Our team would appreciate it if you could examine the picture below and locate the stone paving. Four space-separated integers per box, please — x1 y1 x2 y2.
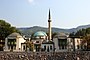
0 51 90 60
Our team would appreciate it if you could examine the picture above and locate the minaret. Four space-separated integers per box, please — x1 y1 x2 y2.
48 9 52 40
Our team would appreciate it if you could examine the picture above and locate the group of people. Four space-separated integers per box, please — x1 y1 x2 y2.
0 51 90 60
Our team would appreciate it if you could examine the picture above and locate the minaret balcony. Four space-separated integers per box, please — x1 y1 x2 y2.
48 20 51 22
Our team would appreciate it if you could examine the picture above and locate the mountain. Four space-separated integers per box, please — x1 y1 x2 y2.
76 24 90 30
17 24 90 35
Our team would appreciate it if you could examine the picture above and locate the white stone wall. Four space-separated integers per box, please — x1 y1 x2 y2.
53 38 68 52
74 38 81 50
4 37 25 51
53 38 59 52
18 37 25 50
21 44 26 51
67 38 82 51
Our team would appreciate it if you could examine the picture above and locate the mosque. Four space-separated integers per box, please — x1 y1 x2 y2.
4 9 54 52
4 9 85 52
31 9 54 52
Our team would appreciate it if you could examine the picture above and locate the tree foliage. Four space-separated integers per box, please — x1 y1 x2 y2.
25 41 34 51
69 28 90 37
69 28 90 50
0 20 20 40
82 34 90 49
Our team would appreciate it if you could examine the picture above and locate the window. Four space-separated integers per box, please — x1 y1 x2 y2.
47 46 49 52
36 41 39 43
23 46 25 50
50 46 52 50
44 45 46 50
77 45 79 49
58 39 67 49
77 40 79 44
62 46 64 49
8 39 16 45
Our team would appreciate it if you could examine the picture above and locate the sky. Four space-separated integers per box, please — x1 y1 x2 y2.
0 0 90 29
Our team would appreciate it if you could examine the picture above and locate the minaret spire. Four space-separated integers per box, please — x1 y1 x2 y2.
48 9 52 40
49 9 51 20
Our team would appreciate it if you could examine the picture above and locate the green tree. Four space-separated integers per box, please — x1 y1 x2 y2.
74 28 90 37
0 20 20 51
82 34 90 50
0 20 20 40
25 41 34 51
69 32 75 37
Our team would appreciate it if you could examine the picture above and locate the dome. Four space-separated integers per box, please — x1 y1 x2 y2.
54 32 68 38
8 32 22 38
33 31 47 37
57 32 66 36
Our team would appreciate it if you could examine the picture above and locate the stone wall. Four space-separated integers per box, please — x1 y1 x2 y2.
0 51 90 60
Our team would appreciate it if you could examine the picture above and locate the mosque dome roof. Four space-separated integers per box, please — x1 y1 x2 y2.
7 32 22 38
57 32 66 36
33 31 47 37
54 32 68 38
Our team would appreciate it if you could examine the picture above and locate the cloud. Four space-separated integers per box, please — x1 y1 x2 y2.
28 0 34 3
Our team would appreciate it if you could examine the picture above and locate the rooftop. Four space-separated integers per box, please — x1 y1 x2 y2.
33 31 47 37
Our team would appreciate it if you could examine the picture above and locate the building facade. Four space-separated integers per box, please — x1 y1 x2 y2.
53 32 69 52
41 40 54 52
3 9 85 52
4 32 25 51
32 31 47 52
